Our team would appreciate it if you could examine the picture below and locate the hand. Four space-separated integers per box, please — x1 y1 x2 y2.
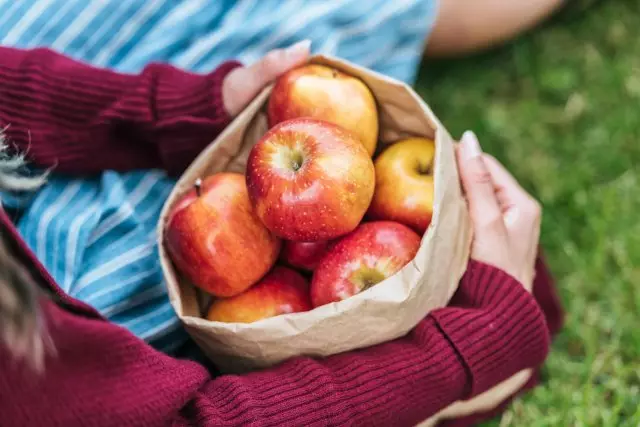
222 40 312 117
457 131 542 291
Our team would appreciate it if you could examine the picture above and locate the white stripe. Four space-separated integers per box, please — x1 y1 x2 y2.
318 1 418 69
179 0 257 68
338 0 417 38
237 0 349 66
403 15 433 32
20 183 53 241
123 302 173 332
2 0 56 44
36 182 82 262
51 1 109 51
137 182 172 223
26 0 78 47
0 0 24 30
100 282 166 317
62 197 101 291
82 266 159 303
119 0 206 64
74 2 130 58
93 0 162 66
87 172 163 245
51 192 95 285
141 317 181 341
129 307 181 340
84 220 158 284
72 240 156 293
383 46 425 66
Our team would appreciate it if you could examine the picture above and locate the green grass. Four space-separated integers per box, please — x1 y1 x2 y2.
415 0 640 425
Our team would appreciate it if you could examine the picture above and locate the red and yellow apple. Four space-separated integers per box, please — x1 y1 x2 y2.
206 266 312 323
280 240 334 272
268 64 379 156
310 221 421 308
165 172 281 298
367 137 435 235
246 118 375 242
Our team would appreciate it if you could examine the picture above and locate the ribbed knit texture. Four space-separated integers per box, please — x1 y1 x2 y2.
2 203 554 427
0 46 242 176
431 263 550 397
0 46 562 426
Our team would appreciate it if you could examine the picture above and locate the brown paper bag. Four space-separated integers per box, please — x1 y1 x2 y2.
158 54 528 423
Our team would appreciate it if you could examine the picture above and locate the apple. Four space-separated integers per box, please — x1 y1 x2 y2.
367 137 435 234
246 118 375 242
280 240 334 272
268 64 379 156
206 266 312 323
165 172 281 298
310 221 421 308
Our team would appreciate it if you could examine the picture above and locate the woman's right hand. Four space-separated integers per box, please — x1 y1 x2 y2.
457 131 542 291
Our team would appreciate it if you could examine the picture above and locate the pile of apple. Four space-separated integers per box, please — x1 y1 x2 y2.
165 64 436 324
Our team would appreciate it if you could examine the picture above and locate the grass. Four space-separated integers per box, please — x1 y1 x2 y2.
415 0 640 425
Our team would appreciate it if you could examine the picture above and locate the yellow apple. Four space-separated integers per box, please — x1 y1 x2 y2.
367 137 435 234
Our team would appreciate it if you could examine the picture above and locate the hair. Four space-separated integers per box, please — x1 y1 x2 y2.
0 129 52 372
0 129 48 191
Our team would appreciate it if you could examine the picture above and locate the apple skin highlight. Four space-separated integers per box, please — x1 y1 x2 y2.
246 118 375 242
267 64 379 156
165 173 281 297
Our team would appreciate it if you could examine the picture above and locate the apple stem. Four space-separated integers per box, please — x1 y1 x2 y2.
194 178 202 197
418 161 434 176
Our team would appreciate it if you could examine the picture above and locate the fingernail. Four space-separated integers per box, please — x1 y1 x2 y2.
461 131 482 160
288 39 311 54
504 207 519 226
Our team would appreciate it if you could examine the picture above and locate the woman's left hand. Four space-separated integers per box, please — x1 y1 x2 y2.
222 40 311 117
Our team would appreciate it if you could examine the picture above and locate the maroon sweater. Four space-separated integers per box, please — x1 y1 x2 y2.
0 47 563 427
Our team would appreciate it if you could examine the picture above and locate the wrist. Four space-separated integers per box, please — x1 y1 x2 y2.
431 261 550 397
153 60 243 175
154 59 243 125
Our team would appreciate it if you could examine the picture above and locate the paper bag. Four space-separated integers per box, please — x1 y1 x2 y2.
157 55 472 373
157 54 535 425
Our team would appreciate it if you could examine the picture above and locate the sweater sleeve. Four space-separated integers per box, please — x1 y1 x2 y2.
0 46 243 176
175 261 550 426
0 248 551 426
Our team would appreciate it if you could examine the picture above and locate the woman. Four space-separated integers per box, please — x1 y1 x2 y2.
0 0 566 355
0 44 562 426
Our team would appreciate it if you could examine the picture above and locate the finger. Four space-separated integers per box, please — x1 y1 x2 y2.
482 153 542 226
223 40 311 116
482 154 526 197
248 39 311 84
458 131 506 235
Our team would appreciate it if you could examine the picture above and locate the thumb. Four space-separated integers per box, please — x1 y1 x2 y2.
248 39 311 84
458 131 506 235
223 40 311 116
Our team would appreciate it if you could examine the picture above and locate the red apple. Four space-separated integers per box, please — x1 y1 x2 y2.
310 221 421 308
280 240 334 272
165 172 281 298
246 118 375 241
206 266 311 323
268 64 379 156
367 137 435 234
